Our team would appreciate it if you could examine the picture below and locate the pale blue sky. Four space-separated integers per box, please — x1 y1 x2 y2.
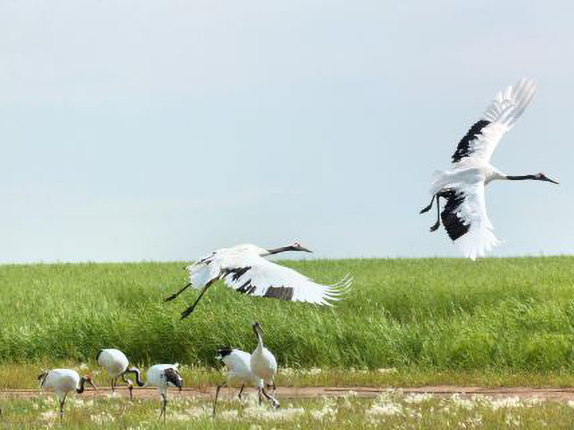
1 0 572 263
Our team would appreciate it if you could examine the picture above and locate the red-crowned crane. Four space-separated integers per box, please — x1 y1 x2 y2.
38 369 97 419
421 78 558 260
96 348 144 399
250 321 279 408
164 241 352 318
144 364 183 421
213 347 263 416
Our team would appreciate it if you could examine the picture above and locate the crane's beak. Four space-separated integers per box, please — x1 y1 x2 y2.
252 321 264 334
89 380 98 390
544 176 559 184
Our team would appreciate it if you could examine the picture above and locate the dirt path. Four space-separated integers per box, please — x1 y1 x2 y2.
3 386 574 402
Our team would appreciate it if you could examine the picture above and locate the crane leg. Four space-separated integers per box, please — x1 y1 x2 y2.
258 387 263 405
237 383 245 400
430 195 441 232
158 393 167 422
420 195 435 214
180 281 215 319
59 393 68 420
164 283 192 302
213 381 226 417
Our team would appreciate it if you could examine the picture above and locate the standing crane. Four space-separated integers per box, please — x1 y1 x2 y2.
96 348 144 399
250 321 279 408
144 364 183 421
164 241 352 318
213 347 263 416
421 78 558 259
38 369 97 419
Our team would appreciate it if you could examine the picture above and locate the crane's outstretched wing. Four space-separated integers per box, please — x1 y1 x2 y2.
220 257 352 305
185 252 221 289
451 78 536 165
441 182 501 260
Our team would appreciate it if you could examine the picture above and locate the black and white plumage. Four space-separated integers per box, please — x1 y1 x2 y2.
144 364 183 421
212 347 263 416
38 369 97 419
250 322 279 408
421 78 558 260
164 242 352 319
96 348 144 399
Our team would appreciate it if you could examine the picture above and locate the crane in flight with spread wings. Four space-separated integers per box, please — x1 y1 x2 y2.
420 78 558 260
164 241 352 318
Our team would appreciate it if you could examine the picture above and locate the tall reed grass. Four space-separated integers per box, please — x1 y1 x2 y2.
1 257 573 371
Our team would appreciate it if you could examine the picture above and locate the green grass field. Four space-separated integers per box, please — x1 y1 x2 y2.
1 257 574 382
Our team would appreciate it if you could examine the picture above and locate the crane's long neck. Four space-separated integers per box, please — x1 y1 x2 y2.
265 246 292 256
506 174 539 181
126 367 145 387
76 378 88 394
253 327 264 350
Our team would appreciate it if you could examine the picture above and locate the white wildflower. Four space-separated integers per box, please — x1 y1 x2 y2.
490 396 522 411
404 393 433 404
244 406 305 421
310 397 337 421
90 412 115 424
367 402 403 416
450 394 475 410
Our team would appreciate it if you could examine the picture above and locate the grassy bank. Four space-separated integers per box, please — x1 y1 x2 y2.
1 257 574 372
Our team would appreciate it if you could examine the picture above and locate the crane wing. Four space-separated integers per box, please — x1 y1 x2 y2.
220 257 352 306
185 252 221 289
441 181 501 260
451 78 536 165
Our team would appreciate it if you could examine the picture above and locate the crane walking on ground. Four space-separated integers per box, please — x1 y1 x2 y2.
96 348 144 399
38 369 97 419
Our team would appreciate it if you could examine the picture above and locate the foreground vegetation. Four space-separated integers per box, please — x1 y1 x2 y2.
2 390 574 430
1 257 574 374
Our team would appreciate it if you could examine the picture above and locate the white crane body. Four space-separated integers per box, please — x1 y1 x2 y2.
38 369 96 418
165 242 352 318
145 364 183 421
421 78 558 260
213 348 263 416
249 322 279 408
96 348 143 399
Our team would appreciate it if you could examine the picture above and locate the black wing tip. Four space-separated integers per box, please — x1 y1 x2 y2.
451 119 491 163
95 349 104 363
441 189 471 241
263 286 294 301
